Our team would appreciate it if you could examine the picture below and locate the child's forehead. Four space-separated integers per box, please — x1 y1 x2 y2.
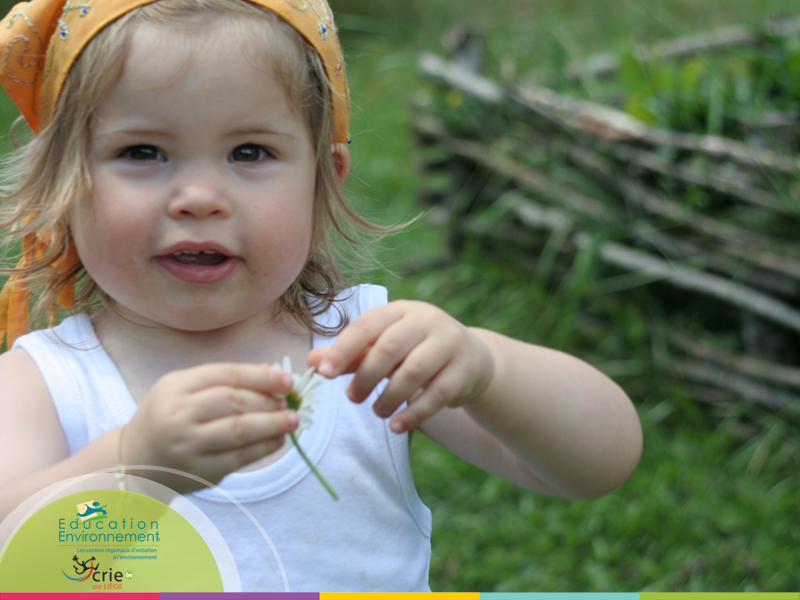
122 20 289 87
100 22 304 129
129 18 274 61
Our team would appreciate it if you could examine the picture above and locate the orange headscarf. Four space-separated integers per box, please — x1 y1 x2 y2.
0 0 350 349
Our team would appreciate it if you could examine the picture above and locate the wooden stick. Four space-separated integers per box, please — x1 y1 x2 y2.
567 144 800 282
682 384 735 406
669 329 800 392
567 16 800 81
449 207 800 415
419 52 798 175
445 138 611 220
459 187 800 336
512 82 798 175
419 52 504 105
566 144 777 248
574 232 800 336
669 359 800 414
419 117 800 294
601 143 791 213
632 225 800 298
413 116 614 220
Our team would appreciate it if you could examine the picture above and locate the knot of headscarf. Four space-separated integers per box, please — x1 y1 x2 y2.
0 231 79 348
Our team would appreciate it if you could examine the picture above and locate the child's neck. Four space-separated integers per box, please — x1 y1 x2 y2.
91 304 312 405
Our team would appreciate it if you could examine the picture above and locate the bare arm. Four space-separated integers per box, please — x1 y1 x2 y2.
309 301 642 500
0 349 121 522
420 328 642 499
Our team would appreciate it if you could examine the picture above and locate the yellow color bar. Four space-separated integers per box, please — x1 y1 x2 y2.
323 594 480 600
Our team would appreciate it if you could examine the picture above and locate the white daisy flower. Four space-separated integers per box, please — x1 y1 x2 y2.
273 356 338 500
273 356 322 434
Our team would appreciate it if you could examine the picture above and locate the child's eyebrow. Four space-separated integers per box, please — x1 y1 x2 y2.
93 129 174 141
225 127 295 140
93 128 296 141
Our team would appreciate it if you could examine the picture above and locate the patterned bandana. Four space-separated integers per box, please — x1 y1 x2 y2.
0 0 350 141
0 0 350 348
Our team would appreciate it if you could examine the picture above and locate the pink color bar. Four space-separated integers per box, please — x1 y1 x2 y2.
1 595 159 600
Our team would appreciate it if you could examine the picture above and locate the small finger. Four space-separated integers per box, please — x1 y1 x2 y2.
370 340 448 417
199 410 299 453
309 346 371 377
190 387 285 422
347 321 427 403
388 364 463 433
315 305 404 378
176 363 294 395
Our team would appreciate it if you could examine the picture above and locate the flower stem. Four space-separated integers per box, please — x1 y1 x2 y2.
290 432 339 500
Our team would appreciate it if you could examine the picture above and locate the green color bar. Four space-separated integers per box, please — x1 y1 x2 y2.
643 595 798 600
483 595 639 600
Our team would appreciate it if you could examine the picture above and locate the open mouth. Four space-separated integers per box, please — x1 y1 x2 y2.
170 250 229 266
157 246 239 284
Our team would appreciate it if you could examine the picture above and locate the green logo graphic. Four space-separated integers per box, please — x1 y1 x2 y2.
0 490 223 592
76 500 109 522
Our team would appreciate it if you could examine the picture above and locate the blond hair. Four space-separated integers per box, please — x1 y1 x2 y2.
0 0 388 336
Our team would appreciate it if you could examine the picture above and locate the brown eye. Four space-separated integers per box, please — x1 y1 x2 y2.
230 144 269 162
123 145 165 161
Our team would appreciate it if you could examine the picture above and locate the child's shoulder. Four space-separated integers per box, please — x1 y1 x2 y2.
317 284 388 332
0 347 69 479
343 283 388 313
0 315 90 426
0 347 49 396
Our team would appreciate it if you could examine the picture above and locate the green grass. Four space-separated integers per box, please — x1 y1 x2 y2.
414 416 798 592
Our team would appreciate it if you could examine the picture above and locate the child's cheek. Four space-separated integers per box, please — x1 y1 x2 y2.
251 196 315 274
68 194 151 299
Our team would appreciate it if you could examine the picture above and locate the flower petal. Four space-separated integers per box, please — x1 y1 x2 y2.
296 367 314 394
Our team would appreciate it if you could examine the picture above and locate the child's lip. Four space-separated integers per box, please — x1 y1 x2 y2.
157 241 236 257
156 255 239 285
155 241 240 285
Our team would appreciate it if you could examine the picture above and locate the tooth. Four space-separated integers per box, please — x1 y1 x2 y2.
203 250 216 254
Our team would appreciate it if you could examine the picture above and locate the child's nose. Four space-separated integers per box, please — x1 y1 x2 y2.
168 183 232 220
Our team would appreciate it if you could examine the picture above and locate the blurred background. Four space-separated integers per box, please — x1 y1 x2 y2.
1 0 799 592
332 0 800 592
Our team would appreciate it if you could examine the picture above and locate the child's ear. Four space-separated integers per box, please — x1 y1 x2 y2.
331 143 351 187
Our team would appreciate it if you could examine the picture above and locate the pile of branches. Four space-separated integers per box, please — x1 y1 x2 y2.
416 18 800 418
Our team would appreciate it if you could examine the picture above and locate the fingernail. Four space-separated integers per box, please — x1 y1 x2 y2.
277 398 288 410
390 420 404 433
286 412 299 428
374 404 389 418
281 373 293 389
319 360 335 378
346 387 360 403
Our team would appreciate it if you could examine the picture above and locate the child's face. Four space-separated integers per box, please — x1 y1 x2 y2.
69 24 318 332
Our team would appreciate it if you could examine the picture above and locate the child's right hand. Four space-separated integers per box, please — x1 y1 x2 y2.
122 363 299 493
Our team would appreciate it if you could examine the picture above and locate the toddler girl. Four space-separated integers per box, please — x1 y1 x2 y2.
0 0 642 591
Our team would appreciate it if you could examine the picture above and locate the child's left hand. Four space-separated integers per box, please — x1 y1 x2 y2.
307 300 493 433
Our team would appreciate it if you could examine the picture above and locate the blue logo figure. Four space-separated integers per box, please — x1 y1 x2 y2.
77 501 107 519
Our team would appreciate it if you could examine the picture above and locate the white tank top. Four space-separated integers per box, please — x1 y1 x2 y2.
14 284 432 591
